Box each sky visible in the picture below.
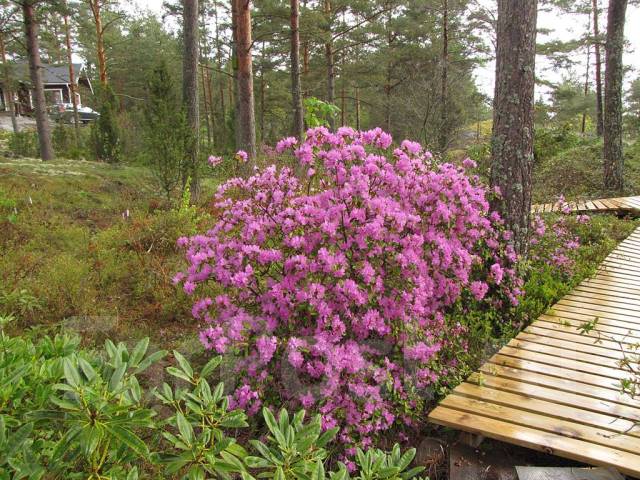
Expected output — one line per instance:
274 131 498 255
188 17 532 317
128 0 640 101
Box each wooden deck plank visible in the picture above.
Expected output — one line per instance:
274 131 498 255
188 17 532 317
429 206 640 475
428 407 640 477
531 196 640 215
453 382 640 436
441 394 640 453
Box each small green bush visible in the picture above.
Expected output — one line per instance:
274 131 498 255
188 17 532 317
8 130 39 158
0 322 428 480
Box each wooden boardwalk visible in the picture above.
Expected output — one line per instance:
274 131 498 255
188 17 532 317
428 200 640 477
532 195 640 215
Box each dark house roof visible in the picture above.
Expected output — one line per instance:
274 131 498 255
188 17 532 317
10 61 91 89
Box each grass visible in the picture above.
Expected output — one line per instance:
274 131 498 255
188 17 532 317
0 155 219 348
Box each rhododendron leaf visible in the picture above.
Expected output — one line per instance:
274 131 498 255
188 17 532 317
77 358 97 382
176 412 194 444
129 338 149 367
400 466 425 479
397 448 415 470
212 382 224 403
220 412 249 428
173 351 194 379
292 410 306 429
109 363 127 391
277 409 289 432
274 466 285 480
187 465 205 480
63 358 81 388
249 440 278 463
315 427 338 448
311 460 325 480
134 350 167 374
263 408 286 446
241 472 257 480
378 467 401 478
244 456 271 469
200 356 222 378
166 367 192 383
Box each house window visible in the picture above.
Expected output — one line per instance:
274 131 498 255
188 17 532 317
44 89 63 105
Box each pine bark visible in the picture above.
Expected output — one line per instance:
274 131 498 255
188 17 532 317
290 0 304 140
438 0 449 152
183 0 200 199
234 0 256 161
23 1 54 160
490 0 537 255
324 0 335 129
89 0 107 85
603 0 627 192
63 12 80 140
592 0 604 136
0 32 19 133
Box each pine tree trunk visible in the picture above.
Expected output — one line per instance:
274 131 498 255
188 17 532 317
490 0 537 256
183 0 200 200
234 0 257 161
603 0 627 192
324 0 335 129
23 1 54 161
581 40 590 135
592 0 604 136
355 85 361 130
290 0 304 140
438 0 449 152
63 12 80 141
89 0 107 85
231 0 241 150
0 32 19 134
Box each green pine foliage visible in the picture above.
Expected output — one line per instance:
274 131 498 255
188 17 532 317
91 86 122 164
142 60 190 201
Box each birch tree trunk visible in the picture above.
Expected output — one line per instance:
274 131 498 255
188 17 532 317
490 0 537 255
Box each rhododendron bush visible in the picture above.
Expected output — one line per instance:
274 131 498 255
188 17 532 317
175 127 522 450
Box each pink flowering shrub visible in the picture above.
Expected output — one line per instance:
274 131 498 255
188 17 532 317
529 196 590 276
176 127 521 450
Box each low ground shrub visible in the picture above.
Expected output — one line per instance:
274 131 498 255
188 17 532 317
8 130 39 158
0 321 427 480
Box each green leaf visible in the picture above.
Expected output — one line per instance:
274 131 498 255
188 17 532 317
176 412 194 444
200 356 221 378
134 349 167 374
129 338 149 367
63 358 81 388
316 427 338 448
400 466 425 480
6 422 32 456
103 424 149 458
397 448 416 470
77 358 97 382
173 350 193 379
166 366 192 383
312 460 325 480
188 465 205 480
127 466 139 480
109 363 127 391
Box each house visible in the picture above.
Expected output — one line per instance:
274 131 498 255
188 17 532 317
0 62 93 115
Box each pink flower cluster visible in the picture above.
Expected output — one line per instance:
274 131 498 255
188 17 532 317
529 196 589 275
176 127 521 449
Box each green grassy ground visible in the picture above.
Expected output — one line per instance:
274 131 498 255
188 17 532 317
0 156 217 348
